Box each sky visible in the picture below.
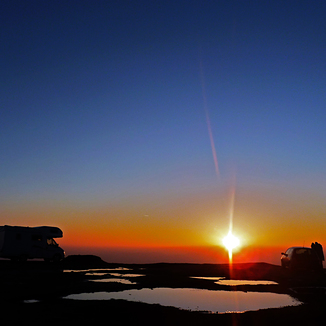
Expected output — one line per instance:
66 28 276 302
1 0 326 264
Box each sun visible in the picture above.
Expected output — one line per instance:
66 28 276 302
222 231 240 261
223 232 240 251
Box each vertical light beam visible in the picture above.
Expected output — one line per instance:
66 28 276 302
199 59 220 178
222 174 239 266
228 177 236 263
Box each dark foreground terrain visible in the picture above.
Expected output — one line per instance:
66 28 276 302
1 255 326 326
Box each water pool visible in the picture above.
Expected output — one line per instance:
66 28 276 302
64 287 301 313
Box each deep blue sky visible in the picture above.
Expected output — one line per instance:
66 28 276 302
1 1 326 253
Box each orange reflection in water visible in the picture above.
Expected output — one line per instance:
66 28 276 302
64 288 301 313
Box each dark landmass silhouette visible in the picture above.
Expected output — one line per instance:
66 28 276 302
63 254 110 268
1 255 325 326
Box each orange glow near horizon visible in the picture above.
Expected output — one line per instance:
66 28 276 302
2 184 326 265
4 204 325 253
60 244 290 265
1 200 322 265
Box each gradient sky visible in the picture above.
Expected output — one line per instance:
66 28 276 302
1 1 326 263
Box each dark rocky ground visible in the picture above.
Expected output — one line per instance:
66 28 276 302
1 255 326 325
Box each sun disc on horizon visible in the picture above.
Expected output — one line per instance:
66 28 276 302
222 232 240 254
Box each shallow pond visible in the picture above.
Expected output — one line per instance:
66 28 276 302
63 287 301 313
86 272 144 284
64 267 131 273
191 276 278 286
108 273 144 277
89 278 137 284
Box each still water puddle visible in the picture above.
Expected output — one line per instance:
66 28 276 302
64 288 301 313
109 273 145 278
85 272 108 276
191 276 225 281
191 277 278 286
191 276 278 286
217 279 278 286
64 267 131 273
89 278 137 284
86 272 144 284
24 300 40 303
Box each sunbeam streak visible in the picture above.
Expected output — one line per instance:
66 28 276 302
223 231 240 262
199 59 219 178
222 177 240 265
